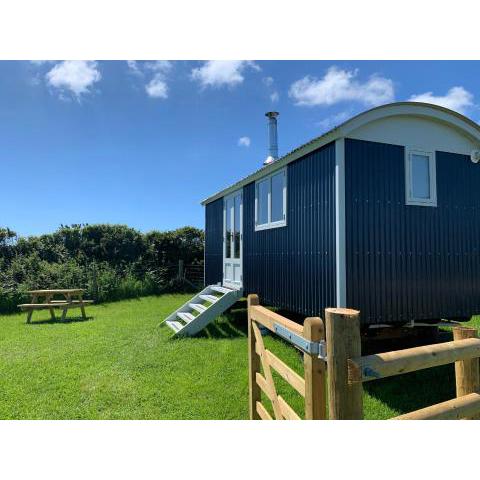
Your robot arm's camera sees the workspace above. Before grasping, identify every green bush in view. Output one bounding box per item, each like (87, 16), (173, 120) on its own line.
(0, 224), (204, 313)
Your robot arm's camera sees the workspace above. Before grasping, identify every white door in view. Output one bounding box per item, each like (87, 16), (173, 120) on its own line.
(223, 190), (243, 289)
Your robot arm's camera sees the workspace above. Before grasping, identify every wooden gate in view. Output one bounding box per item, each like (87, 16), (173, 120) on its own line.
(247, 294), (326, 420)
(249, 295), (480, 420)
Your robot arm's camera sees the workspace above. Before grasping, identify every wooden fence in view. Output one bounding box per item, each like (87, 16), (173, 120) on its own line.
(248, 294), (326, 420)
(248, 294), (480, 420)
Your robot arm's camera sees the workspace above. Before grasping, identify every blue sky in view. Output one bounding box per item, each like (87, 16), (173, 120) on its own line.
(1, 60), (480, 236)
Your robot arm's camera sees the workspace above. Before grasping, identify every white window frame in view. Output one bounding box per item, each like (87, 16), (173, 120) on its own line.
(405, 148), (437, 207)
(255, 168), (287, 231)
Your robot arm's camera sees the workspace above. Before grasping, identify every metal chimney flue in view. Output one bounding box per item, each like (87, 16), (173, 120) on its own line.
(264, 111), (279, 165)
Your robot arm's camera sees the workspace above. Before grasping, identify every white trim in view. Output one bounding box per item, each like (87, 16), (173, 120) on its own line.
(405, 148), (437, 207)
(335, 138), (346, 308)
(254, 168), (287, 231)
(202, 102), (480, 205)
(223, 189), (243, 288)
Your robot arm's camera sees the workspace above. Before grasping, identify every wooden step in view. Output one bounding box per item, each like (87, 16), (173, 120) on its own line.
(199, 294), (218, 303)
(190, 303), (207, 314)
(166, 320), (183, 332)
(211, 286), (232, 294)
(177, 312), (195, 324)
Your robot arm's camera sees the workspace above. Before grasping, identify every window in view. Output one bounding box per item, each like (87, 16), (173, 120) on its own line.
(233, 194), (241, 258)
(405, 149), (437, 206)
(255, 168), (287, 230)
(271, 172), (284, 222)
(224, 191), (242, 260)
(225, 197), (232, 257)
(257, 178), (269, 225)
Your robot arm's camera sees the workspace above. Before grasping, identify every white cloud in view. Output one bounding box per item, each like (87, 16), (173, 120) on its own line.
(45, 61), (101, 99)
(145, 61), (172, 73)
(145, 62), (172, 98)
(127, 60), (142, 76)
(270, 91), (279, 103)
(408, 86), (474, 114)
(289, 66), (394, 107)
(317, 110), (352, 130)
(146, 77), (168, 98)
(126, 60), (172, 99)
(262, 76), (279, 103)
(30, 60), (56, 66)
(238, 136), (251, 147)
(191, 61), (259, 88)
(263, 76), (274, 87)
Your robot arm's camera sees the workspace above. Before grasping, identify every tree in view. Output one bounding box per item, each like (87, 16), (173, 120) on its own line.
(0, 227), (17, 260)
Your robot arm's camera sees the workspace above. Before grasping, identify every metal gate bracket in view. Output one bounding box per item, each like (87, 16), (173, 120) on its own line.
(274, 323), (327, 360)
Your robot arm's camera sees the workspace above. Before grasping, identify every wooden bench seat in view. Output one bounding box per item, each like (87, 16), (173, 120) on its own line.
(18, 300), (94, 323)
(18, 300), (94, 311)
(48, 299), (92, 304)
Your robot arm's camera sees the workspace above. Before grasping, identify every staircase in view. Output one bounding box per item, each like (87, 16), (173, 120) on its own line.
(162, 284), (242, 336)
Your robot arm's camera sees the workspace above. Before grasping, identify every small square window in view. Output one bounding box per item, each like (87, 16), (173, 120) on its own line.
(255, 168), (287, 230)
(405, 149), (437, 207)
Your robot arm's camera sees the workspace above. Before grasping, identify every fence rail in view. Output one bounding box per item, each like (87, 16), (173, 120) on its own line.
(247, 294), (480, 420)
(161, 260), (204, 289)
(183, 263), (204, 287)
(348, 337), (480, 383)
(326, 309), (480, 420)
(393, 392), (480, 420)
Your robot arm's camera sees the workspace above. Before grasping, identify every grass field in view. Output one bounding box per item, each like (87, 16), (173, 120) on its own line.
(0, 294), (478, 419)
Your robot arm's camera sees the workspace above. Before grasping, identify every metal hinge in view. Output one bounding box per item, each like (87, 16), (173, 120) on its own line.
(274, 323), (327, 360)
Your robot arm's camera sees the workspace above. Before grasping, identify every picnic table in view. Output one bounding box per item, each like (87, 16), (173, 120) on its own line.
(18, 289), (93, 323)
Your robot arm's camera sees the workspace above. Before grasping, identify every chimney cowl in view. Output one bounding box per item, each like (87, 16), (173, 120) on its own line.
(264, 111), (279, 165)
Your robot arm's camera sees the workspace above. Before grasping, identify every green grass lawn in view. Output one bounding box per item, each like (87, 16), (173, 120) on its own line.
(0, 294), (478, 419)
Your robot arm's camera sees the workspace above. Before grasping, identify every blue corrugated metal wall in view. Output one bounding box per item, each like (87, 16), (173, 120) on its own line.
(243, 142), (336, 317)
(205, 198), (223, 286)
(345, 138), (480, 324)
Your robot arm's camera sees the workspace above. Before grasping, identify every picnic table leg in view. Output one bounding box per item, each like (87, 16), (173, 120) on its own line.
(44, 294), (56, 320)
(26, 294), (38, 324)
(60, 293), (72, 321)
(78, 294), (87, 319)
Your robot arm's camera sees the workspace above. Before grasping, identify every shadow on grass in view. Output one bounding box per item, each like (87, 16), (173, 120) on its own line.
(196, 299), (249, 339)
(364, 363), (456, 415)
(28, 315), (94, 325)
(192, 299), (459, 415)
(362, 328), (457, 415)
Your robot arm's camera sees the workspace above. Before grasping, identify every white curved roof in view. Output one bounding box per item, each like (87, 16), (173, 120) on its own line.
(202, 102), (480, 205)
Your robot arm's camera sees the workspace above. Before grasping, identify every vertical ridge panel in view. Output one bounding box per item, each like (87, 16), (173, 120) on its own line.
(205, 198), (223, 285)
(242, 141), (336, 317)
(345, 138), (480, 324)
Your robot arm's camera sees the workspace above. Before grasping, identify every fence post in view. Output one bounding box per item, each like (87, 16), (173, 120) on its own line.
(178, 259), (184, 279)
(325, 308), (363, 419)
(248, 294), (261, 420)
(453, 326), (480, 418)
(303, 317), (326, 419)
